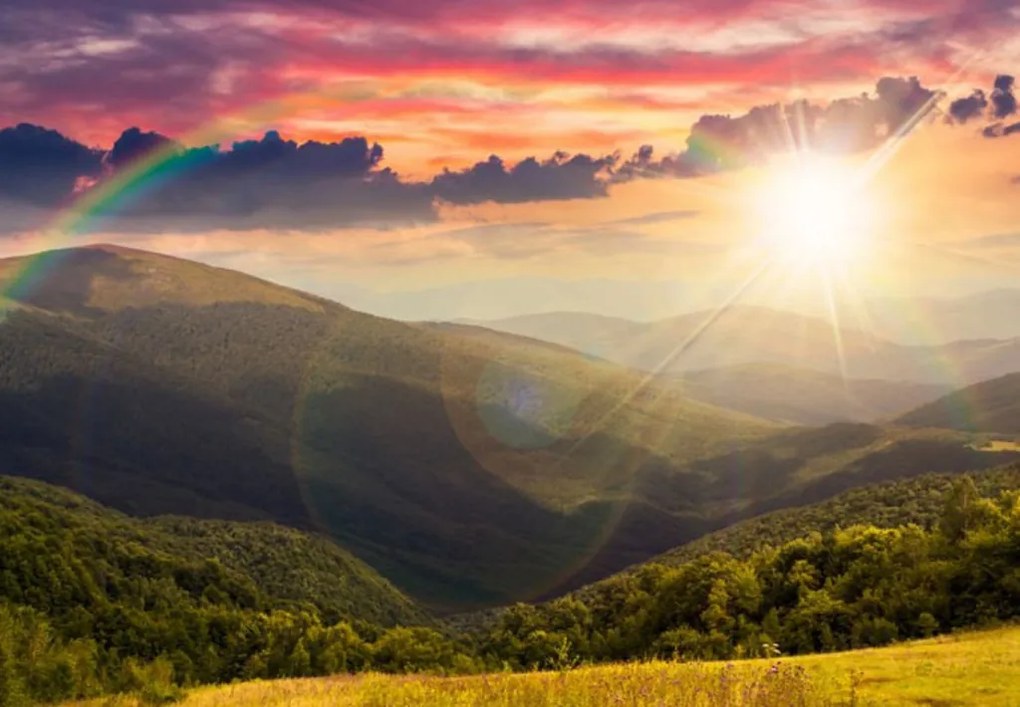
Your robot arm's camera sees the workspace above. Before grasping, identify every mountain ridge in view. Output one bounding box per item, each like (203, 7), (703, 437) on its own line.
(1, 244), (1016, 611)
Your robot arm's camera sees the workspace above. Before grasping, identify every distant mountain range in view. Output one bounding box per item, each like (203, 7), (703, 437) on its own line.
(355, 277), (1020, 346)
(897, 372), (1020, 434)
(0, 245), (1018, 611)
(679, 364), (950, 425)
(463, 307), (1020, 424)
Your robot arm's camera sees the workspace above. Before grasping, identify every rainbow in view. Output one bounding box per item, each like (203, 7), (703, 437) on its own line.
(0, 81), (385, 302)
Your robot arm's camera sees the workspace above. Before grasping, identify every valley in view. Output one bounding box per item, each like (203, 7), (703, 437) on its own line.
(1, 246), (1017, 610)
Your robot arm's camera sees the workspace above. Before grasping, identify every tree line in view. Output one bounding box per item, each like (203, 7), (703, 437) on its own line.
(478, 476), (1019, 668)
(0, 475), (1017, 704)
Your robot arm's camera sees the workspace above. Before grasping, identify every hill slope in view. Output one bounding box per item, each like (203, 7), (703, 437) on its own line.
(0, 245), (774, 608)
(0, 474), (424, 627)
(896, 372), (1020, 433)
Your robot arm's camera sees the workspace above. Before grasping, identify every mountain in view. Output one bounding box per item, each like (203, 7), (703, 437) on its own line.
(471, 307), (1020, 386)
(0, 245), (1014, 611)
(896, 372), (1020, 434)
(678, 363), (949, 424)
(475, 306), (878, 373)
(0, 245), (774, 608)
(0, 474), (424, 627)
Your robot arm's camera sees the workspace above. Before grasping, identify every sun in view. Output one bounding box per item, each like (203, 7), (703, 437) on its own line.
(754, 157), (874, 270)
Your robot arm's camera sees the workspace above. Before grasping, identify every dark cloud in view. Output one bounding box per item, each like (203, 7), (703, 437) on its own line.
(109, 127), (181, 168)
(430, 153), (616, 205)
(0, 124), (621, 233)
(101, 129), (429, 230)
(0, 69), (1017, 235)
(0, 123), (102, 205)
(991, 74), (1017, 119)
(948, 90), (987, 123)
(946, 74), (1020, 142)
(982, 121), (1020, 138)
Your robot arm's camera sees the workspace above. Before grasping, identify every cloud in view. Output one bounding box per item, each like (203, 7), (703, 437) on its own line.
(0, 123), (103, 205)
(0, 123), (626, 233)
(430, 153), (616, 205)
(102, 129), (433, 231)
(614, 76), (938, 180)
(979, 121), (1020, 137)
(948, 90), (987, 123)
(108, 127), (181, 168)
(1, 69), (1018, 235)
(4, 0), (1018, 151)
(963, 232), (1020, 250)
(944, 74), (1020, 140)
(991, 74), (1017, 119)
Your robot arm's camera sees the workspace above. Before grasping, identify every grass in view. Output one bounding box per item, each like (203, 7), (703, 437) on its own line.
(77, 626), (1020, 706)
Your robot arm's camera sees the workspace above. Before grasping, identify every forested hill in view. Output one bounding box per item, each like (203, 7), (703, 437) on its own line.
(0, 244), (772, 608)
(0, 474), (425, 627)
(0, 474), (467, 703)
(650, 464), (1020, 567)
(477, 474), (1020, 670)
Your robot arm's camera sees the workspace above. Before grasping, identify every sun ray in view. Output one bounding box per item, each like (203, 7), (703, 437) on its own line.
(820, 266), (850, 388)
(556, 255), (775, 463)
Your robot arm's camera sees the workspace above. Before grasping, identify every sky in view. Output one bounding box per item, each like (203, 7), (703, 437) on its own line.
(1, 0), (1019, 320)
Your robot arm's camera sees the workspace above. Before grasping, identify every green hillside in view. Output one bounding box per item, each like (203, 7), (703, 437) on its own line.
(0, 245), (773, 608)
(0, 474), (424, 627)
(458, 464), (1020, 628)
(474, 477), (1020, 671)
(650, 464), (1020, 566)
(897, 372), (1020, 433)
(0, 245), (1014, 610)
(5, 472), (1019, 706)
(0, 474), (464, 704)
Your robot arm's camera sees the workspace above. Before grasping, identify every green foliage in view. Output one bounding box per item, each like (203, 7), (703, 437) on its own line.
(653, 466), (1020, 566)
(477, 478), (1020, 670)
(0, 475), (465, 703)
(1, 468), (1019, 703)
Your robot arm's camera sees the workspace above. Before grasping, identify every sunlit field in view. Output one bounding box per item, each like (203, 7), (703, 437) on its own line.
(79, 625), (1020, 707)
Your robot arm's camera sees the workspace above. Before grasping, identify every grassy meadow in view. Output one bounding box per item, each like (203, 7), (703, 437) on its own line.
(79, 625), (1020, 707)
